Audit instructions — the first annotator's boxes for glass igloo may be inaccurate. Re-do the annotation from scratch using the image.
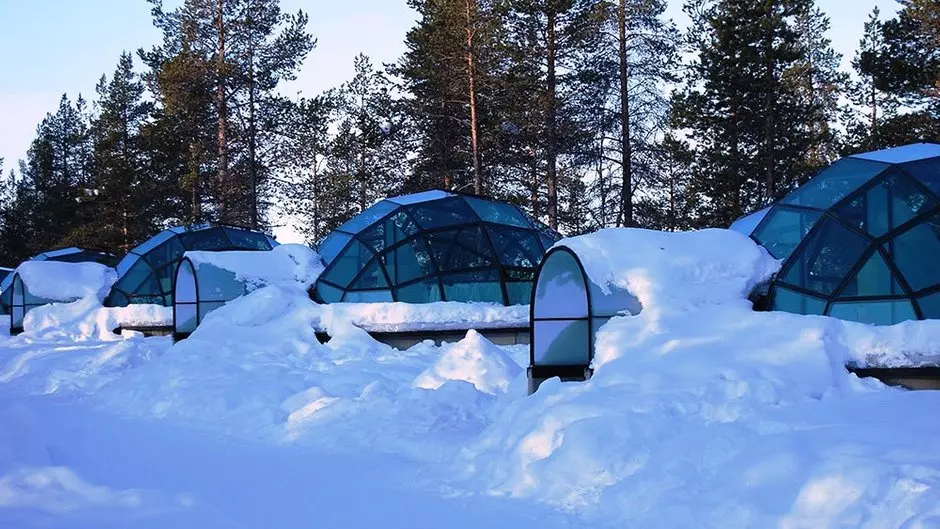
[0,247,118,314]
[106,224,278,307]
[313,190,561,305]
[735,143,940,325]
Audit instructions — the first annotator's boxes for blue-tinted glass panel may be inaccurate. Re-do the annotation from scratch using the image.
[224,227,273,250]
[533,250,588,319]
[890,213,940,292]
[589,283,642,318]
[828,300,916,325]
[179,228,230,250]
[441,269,503,303]
[901,158,940,199]
[358,211,419,253]
[315,282,344,303]
[782,218,870,295]
[753,207,823,260]
[337,200,398,234]
[145,238,185,271]
[382,237,435,285]
[0,287,12,313]
[917,291,940,319]
[264,235,279,248]
[318,232,352,264]
[175,261,197,304]
[132,230,174,255]
[175,303,198,334]
[197,267,245,301]
[405,198,477,229]
[532,319,590,366]
[348,258,388,290]
[837,250,904,297]
[782,158,889,209]
[833,171,935,237]
[487,226,544,268]
[343,290,394,302]
[771,286,827,315]
[426,227,495,271]
[116,254,140,276]
[323,240,374,288]
[395,279,442,303]
[117,259,154,296]
[197,301,226,321]
[464,197,529,227]
[106,290,130,307]
[854,144,940,164]
[506,281,532,305]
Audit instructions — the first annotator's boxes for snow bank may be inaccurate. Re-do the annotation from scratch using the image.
[19,301,172,342]
[453,228,940,526]
[315,302,528,333]
[15,261,116,303]
[185,243,323,289]
[414,330,522,395]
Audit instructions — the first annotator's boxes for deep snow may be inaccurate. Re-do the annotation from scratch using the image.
[1,227,940,528]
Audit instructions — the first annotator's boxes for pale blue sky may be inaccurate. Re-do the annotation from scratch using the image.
[0,0,901,172]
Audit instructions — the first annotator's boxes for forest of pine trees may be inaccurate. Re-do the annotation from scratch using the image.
[0,0,937,264]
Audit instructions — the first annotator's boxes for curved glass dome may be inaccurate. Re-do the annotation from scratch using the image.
[0,247,119,314]
[313,190,561,305]
[735,143,940,325]
[106,224,278,307]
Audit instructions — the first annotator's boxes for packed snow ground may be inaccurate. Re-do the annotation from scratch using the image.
[2,228,940,528]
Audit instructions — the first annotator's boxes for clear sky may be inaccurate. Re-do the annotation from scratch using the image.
[0,0,901,175]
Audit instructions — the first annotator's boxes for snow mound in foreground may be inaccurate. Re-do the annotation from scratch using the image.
[414,330,522,395]
[453,228,940,527]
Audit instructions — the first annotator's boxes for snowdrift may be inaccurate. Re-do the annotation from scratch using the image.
[184,243,324,289]
[2,228,940,527]
[15,260,117,304]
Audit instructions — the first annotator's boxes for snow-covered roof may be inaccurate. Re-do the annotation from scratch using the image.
[184,244,323,289]
[16,260,117,302]
[850,143,940,164]
[729,207,771,236]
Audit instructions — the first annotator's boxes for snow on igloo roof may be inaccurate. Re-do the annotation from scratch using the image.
[106,224,279,307]
[313,191,561,305]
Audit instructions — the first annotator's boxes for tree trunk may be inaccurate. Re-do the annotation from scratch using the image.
[618,0,633,227]
[466,0,483,195]
[248,25,259,230]
[763,15,776,204]
[216,0,229,222]
[545,7,558,230]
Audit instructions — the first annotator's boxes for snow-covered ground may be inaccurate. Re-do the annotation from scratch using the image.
[2,228,940,528]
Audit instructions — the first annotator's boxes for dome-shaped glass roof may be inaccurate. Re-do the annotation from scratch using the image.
[313,190,561,305]
[0,247,119,314]
[106,224,278,307]
[734,143,940,325]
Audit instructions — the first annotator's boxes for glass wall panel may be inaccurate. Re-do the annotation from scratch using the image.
[487,226,543,268]
[318,232,352,264]
[405,198,477,229]
[833,171,935,237]
[506,281,532,306]
[336,200,398,234]
[441,270,503,303]
[223,228,274,250]
[382,237,435,284]
[464,196,529,227]
[917,291,940,319]
[781,217,870,295]
[533,250,589,319]
[324,240,374,288]
[175,261,197,304]
[890,214,940,292]
[901,158,940,197]
[828,300,916,325]
[395,279,442,303]
[176,303,198,334]
[837,250,904,297]
[179,228,231,250]
[197,268,245,301]
[343,290,394,302]
[782,158,889,209]
[532,319,591,366]
[771,286,827,315]
[315,282,344,303]
[349,259,388,290]
[426,227,495,271]
[753,207,822,259]
[590,284,642,318]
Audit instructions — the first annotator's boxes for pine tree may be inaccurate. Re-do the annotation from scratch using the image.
[670,0,838,228]
[282,94,336,244]
[85,52,159,252]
